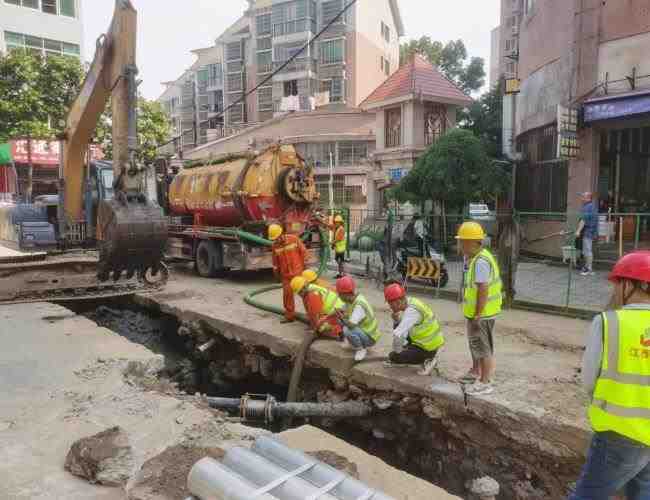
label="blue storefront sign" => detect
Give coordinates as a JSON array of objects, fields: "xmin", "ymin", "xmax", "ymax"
[
  {"xmin": 388, "ymin": 168, "xmax": 407, "ymax": 182},
  {"xmin": 584, "ymin": 92, "xmax": 650, "ymax": 123}
]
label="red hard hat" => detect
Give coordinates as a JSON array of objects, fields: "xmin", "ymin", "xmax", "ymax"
[
  {"xmin": 384, "ymin": 283, "xmax": 406, "ymax": 302},
  {"xmin": 336, "ymin": 275, "xmax": 356, "ymax": 294},
  {"xmin": 609, "ymin": 251, "xmax": 650, "ymax": 283}
]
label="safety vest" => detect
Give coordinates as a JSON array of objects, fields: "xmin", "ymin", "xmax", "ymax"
[
  {"xmin": 588, "ymin": 310, "xmax": 650, "ymax": 446},
  {"xmin": 334, "ymin": 225, "xmax": 347, "ymax": 254},
  {"xmin": 346, "ymin": 294, "xmax": 381, "ymax": 342},
  {"xmin": 407, "ymin": 298, "xmax": 444, "ymax": 352},
  {"xmin": 463, "ymin": 249, "xmax": 503, "ymax": 319},
  {"xmin": 308, "ymin": 284, "xmax": 344, "ymax": 315}
]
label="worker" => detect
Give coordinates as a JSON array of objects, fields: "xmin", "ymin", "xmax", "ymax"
[
  {"xmin": 332, "ymin": 214, "xmax": 347, "ymax": 278},
  {"xmin": 456, "ymin": 221, "xmax": 502, "ymax": 396},
  {"xmin": 383, "ymin": 283, "xmax": 444, "ymax": 376},
  {"xmin": 269, "ymin": 223, "xmax": 308, "ymax": 324},
  {"xmin": 290, "ymin": 276, "xmax": 343, "ymax": 339},
  {"xmin": 335, "ymin": 276, "xmax": 382, "ymax": 362},
  {"xmin": 569, "ymin": 251, "xmax": 650, "ymax": 499},
  {"xmin": 302, "ymin": 269, "xmax": 330, "ymax": 289}
]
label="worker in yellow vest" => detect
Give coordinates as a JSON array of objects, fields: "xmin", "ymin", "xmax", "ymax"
[
  {"xmin": 570, "ymin": 251, "xmax": 650, "ymax": 499},
  {"xmin": 335, "ymin": 276, "xmax": 382, "ymax": 362},
  {"xmin": 456, "ymin": 221, "xmax": 502, "ymax": 396},
  {"xmin": 383, "ymin": 283, "xmax": 444, "ymax": 376},
  {"xmin": 332, "ymin": 214, "xmax": 347, "ymax": 278}
]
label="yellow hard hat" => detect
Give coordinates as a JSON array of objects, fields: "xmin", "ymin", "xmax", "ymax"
[
  {"xmin": 334, "ymin": 215, "xmax": 344, "ymax": 223},
  {"xmin": 456, "ymin": 221, "xmax": 486, "ymax": 241},
  {"xmin": 268, "ymin": 223, "xmax": 283, "ymax": 241},
  {"xmin": 290, "ymin": 276, "xmax": 307, "ymax": 294},
  {"xmin": 302, "ymin": 269, "xmax": 318, "ymax": 283}
]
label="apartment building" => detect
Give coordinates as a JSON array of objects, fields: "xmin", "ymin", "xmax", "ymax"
[
  {"xmin": 159, "ymin": 0, "xmax": 403, "ymax": 153},
  {"xmin": 488, "ymin": 26, "xmax": 501, "ymax": 90},
  {"xmin": 495, "ymin": 0, "xmax": 650, "ymax": 256},
  {"xmin": 0, "ymin": 0, "xmax": 83, "ymax": 59}
]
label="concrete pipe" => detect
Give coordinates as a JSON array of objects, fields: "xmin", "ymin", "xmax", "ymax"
[
  {"xmin": 253, "ymin": 436, "xmax": 395, "ymax": 500},
  {"xmin": 223, "ymin": 447, "xmax": 338, "ymax": 500},
  {"xmin": 187, "ymin": 457, "xmax": 279, "ymax": 500}
]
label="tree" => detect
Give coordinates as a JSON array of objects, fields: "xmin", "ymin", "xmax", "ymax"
[
  {"xmin": 393, "ymin": 129, "xmax": 510, "ymax": 210},
  {"xmin": 400, "ymin": 37, "xmax": 486, "ymax": 94},
  {"xmin": 460, "ymin": 81, "xmax": 504, "ymax": 158},
  {"xmin": 95, "ymin": 97, "xmax": 170, "ymax": 165}
]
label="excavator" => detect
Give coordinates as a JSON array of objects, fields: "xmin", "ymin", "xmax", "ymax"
[{"xmin": 0, "ymin": 0, "xmax": 168, "ymax": 304}]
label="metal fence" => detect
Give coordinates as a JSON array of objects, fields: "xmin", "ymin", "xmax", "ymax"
[{"xmin": 334, "ymin": 208, "xmax": 650, "ymax": 316}]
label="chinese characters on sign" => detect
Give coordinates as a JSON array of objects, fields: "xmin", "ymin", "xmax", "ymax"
[
  {"xmin": 584, "ymin": 93, "xmax": 650, "ymax": 123},
  {"xmin": 557, "ymin": 105, "xmax": 580, "ymax": 159},
  {"xmin": 10, "ymin": 140, "xmax": 104, "ymax": 166}
]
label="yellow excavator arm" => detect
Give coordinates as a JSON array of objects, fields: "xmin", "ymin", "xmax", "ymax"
[{"xmin": 61, "ymin": 0, "xmax": 167, "ymax": 281}]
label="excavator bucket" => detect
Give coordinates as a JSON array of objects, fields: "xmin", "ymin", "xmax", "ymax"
[{"xmin": 97, "ymin": 196, "xmax": 168, "ymax": 282}]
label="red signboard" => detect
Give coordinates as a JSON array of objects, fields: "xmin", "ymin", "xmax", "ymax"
[{"xmin": 10, "ymin": 140, "xmax": 104, "ymax": 166}]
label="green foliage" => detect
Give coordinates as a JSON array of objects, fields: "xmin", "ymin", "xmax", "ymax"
[
  {"xmin": 399, "ymin": 37, "xmax": 485, "ymax": 93},
  {"xmin": 393, "ymin": 129, "xmax": 510, "ymax": 207},
  {"xmin": 0, "ymin": 50, "xmax": 84, "ymax": 143},
  {"xmin": 95, "ymin": 98, "xmax": 171, "ymax": 165},
  {"xmin": 459, "ymin": 81, "xmax": 504, "ymax": 157}
]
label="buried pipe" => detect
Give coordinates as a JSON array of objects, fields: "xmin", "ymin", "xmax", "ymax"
[
  {"xmin": 206, "ymin": 394, "xmax": 373, "ymax": 424},
  {"xmin": 187, "ymin": 458, "xmax": 279, "ymax": 500}
]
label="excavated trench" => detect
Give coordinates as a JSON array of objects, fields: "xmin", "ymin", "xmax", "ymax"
[{"xmin": 67, "ymin": 298, "xmax": 580, "ymax": 500}]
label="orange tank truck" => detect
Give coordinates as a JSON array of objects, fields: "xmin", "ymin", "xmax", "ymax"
[{"xmin": 165, "ymin": 144, "xmax": 321, "ymax": 277}]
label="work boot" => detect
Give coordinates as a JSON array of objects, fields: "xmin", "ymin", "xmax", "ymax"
[
  {"xmin": 354, "ymin": 348, "xmax": 368, "ymax": 362},
  {"xmin": 418, "ymin": 355, "xmax": 439, "ymax": 376}
]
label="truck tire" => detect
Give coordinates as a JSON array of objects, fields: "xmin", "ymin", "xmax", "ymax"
[{"xmin": 195, "ymin": 240, "xmax": 221, "ymax": 278}]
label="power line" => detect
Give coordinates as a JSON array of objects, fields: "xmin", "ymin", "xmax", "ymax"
[{"xmin": 158, "ymin": 0, "xmax": 358, "ymax": 152}]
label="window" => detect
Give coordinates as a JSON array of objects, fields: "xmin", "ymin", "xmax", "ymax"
[
  {"xmin": 59, "ymin": 0, "xmax": 75, "ymax": 17},
  {"xmin": 208, "ymin": 63, "xmax": 223, "ymax": 87},
  {"xmin": 41, "ymin": 0, "xmax": 57, "ymax": 14},
  {"xmin": 226, "ymin": 42, "xmax": 242, "ymax": 61},
  {"xmin": 424, "ymin": 104, "xmax": 447, "ymax": 145},
  {"xmin": 320, "ymin": 78, "xmax": 343, "ymax": 102},
  {"xmin": 320, "ymin": 39, "xmax": 343, "ymax": 65},
  {"xmin": 257, "ymin": 51, "xmax": 272, "ymax": 73},
  {"xmin": 385, "ymin": 59, "xmax": 390, "ymax": 76},
  {"xmin": 227, "ymin": 73, "xmax": 243, "ymax": 92},
  {"xmin": 256, "ymin": 14, "xmax": 272, "ymax": 35},
  {"xmin": 380, "ymin": 56, "xmax": 384, "ymax": 72},
  {"xmin": 338, "ymin": 142, "xmax": 368, "ymax": 166},
  {"xmin": 385, "ymin": 108, "xmax": 402, "ymax": 148},
  {"xmin": 257, "ymin": 37, "xmax": 272, "ymax": 51},
  {"xmin": 525, "ymin": 0, "xmax": 535, "ymax": 15},
  {"xmin": 5, "ymin": 0, "xmax": 39, "ymax": 8},
  {"xmin": 284, "ymin": 80, "xmax": 298, "ymax": 97},
  {"xmin": 381, "ymin": 22, "xmax": 390, "ymax": 43},
  {"xmin": 322, "ymin": 0, "xmax": 344, "ymax": 25},
  {"xmin": 274, "ymin": 42, "xmax": 305, "ymax": 62},
  {"xmin": 258, "ymin": 86, "xmax": 273, "ymax": 112},
  {"xmin": 4, "ymin": 31, "xmax": 79, "ymax": 58}
]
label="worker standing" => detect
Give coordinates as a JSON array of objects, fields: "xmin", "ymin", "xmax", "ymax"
[
  {"xmin": 290, "ymin": 276, "xmax": 343, "ymax": 339},
  {"xmin": 332, "ymin": 214, "xmax": 347, "ymax": 278},
  {"xmin": 383, "ymin": 283, "xmax": 444, "ymax": 376},
  {"xmin": 569, "ymin": 251, "xmax": 650, "ymax": 499},
  {"xmin": 456, "ymin": 222, "xmax": 502, "ymax": 396},
  {"xmin": 269, "ymin": 223, "xmax": 308, "ymax": 324},
  {"xmin": 335, "ymin": 276, "xmax": 382, "ymax": 361}
]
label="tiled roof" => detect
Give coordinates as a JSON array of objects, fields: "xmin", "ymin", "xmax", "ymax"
[{"xmin": 361, "ymin": 54, "xmax": 473, "ymax": 107}]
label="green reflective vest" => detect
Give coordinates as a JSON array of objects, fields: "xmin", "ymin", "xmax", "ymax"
[
  {"xmin": 588, "ymin": 310, "xmax": 650, "ymax": 446},
  {"xmin": 334, "ymin": 225, "xmax": 347, "ymax": 254},
  {"xmin": 308, "ymin": 284, "xmax": 344, "ymax": 315},
  {"xmin": 463, "ymin": 249, "xmax": 503, "ymax": 319},
  {"xmin": 346, "ymin": 294, "xmax": 381, "ymax": 342},
  {"xmin": 407, "ymin": 298, "xmax": 444, "ymax": 352}
]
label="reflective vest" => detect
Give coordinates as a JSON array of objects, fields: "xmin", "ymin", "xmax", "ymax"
[
  {"xmin": 407, "ymin": 298, "xmax": 444, "ymax": 352},
  {"xmin": 588, "ymin": 310, "xmax": 650, "ymax": 446},
  {"xmin": 346, "ymin": 294, "xmax": 381, "ymax": 342},
  {"xmin": 308, "ymin": 284, "xmax": 344, "ymax": 315},
  {"xmin": 334, "ymin": 225, "xmax": 347, "ymax": 254},
  {"xmin": 463, "ymin": 249, "xmax": 503, "ymax": 319}
]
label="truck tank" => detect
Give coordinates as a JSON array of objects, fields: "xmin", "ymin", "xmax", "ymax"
[{"xmin": 168, "ymin": 144, "xmax": 317, "ymax": 228}]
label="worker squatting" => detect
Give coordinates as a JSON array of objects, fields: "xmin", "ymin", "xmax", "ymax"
[
  {"xmin": 270, "ymin": 217, "xmax": 650, "ymax": 498},
  {"xmin": 269, "ymin": 219, "xmax": 501, "ymax": 397}
]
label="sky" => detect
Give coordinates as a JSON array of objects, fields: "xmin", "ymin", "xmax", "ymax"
[{"xmin": 82, "ymin": 0, "xmax": 500, "ymax": 101}]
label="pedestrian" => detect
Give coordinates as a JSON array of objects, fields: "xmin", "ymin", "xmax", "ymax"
[
  {"xmin": 290, "ymin": 275, "xmax": 343, "ymax": 339},
  {"xmin": 569, "ymin": 250, "xmax": 650, "ymax": 500},
  {"xmin": 269, "ymin": 223, "xmax": 308, "ymax": 324},
  {"xmin": 383, "ymin": 283, "xmax": 444, "ymax": 376},
  {"xmin": 576, "ymin": 192, "xmax": 598, "ymax": 276},
  {"xmin": 335, "ymin": 276, "xmax": 382, "ymax": 361},
  {"xmin": 456, "ymin": 221, "xmax": 502, "ymax": 396},
  {"xmin": 332, "ymin": 214, "xmax": 347, "ymax": 278}
]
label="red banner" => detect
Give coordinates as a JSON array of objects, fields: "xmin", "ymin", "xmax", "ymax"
[{"xmin": 10, "ymin": 140, "xmax": 104, "ymax": 166}]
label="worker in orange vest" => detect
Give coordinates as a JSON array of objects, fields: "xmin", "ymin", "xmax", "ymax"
[
  {"xmin": 290, "ymin": 275, "xmax": 343, "ymax": 339},
  {"xmin": 269, "ymin": 223, "xmax": 308, "ymax": 323}
]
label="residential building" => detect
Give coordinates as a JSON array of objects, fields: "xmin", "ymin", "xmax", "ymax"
[
  {"xmin": 501, "ymin": 0, "xmax": 650, "ymax": 255},
  {"xmin": 489, "ymin": 26, "xmax": 501, "ymax": 90},
  {"xmin": 158, "ymin": 0, "xmax": 404, "ymax": 154},
  {"xmin": 360, "ymin": 54, "xmax": 472, "ymax": 211},
  {"xmin": 0, "ymin": 0, "xmax": 83, "ymax": 59}
]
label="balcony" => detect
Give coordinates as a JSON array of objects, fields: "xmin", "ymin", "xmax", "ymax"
[
  {"xmin": 257, "ymin": 63, "xmax": 274, "ymax": 75},
  {"xmin": 273, "ymin": 57, "xmax": 316, "ymax": 75},
  {"xmin": 386, "ymin": 127, "xmax": 402, "ymax": 148},
  {"xmin": 273, "ymin": 18, "xmax": 316, "ymax": 37}
]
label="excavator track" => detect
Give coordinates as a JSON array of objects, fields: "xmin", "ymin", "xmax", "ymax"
[{"xmin": 0, "ymin": 251, "xmax": 168, "ymax": 305}]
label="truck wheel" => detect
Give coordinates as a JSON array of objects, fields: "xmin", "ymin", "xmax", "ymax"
[{"xmin": 195, "ymin": 240, "xmax": 220, "ymax": 278}]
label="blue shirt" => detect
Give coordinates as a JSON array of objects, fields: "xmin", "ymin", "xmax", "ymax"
[{"xmin": 581, "ymin": 202, "xmax": 598, "ymax": 239}]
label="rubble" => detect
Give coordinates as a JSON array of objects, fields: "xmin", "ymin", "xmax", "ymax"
[{"xmin": 64, "ymin": 426, "xmax": 135, "ymax": 487}]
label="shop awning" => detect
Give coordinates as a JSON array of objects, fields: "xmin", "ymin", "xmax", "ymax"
[
  {"xmin": 0, "ymin": 143, "xmax": 12, "ymax": 165},
  {"xmin": 583, "ymin": 89, "xmax": 650, "ymax": 123}
]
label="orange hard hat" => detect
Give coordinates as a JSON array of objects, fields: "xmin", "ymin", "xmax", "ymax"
[
  {"xmin": 336, "ymin": 275, "xmax": 356, "ymax": 295},
  {"xmin": 384, "ymin": 283, "xmax": 406, "ymax": 302}
]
